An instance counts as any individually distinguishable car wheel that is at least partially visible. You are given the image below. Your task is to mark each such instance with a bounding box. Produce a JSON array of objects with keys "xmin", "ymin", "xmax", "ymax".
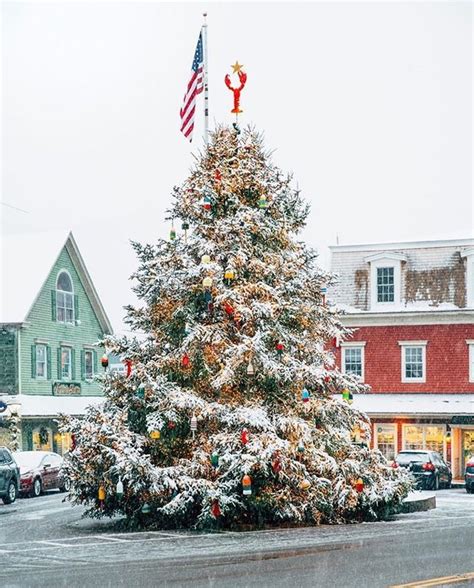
[
  {"xmin": 445, "ymin": 478, "xmax": 452, "ymax": 490},
  {"xmin": 59, "ymin": 478, "xmax": 70, "ymax": 493},
  {"xmin": 430, "ymin": 475, "xmax": 440, "ymax": 491},
  {"xmin": 31, "ymin": 478, "xmax": 42, "ymax": 498},
  {"xmin": 2, "ymin": 481, "xmax": 17, "ymax": 504}
]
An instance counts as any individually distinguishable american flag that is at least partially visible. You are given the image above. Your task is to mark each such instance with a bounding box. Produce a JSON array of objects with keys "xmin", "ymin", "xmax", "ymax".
[{"xmin": 180, "ymin": 31, "xmax": 204, "ymax": 142}]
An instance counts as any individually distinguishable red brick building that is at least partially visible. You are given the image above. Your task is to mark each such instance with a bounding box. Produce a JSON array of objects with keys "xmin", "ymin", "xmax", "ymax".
[{"xmin": 329, "ymin": 238, "xmax": 474, "ymax": 479}]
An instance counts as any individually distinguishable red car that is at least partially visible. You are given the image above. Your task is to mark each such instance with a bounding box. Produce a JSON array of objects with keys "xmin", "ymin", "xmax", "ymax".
[{"xmin": 13, "ymin": 451, "xmax": 70, "ymax": 497}]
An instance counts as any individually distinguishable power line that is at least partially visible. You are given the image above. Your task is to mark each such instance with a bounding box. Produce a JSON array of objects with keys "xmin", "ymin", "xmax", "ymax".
[{"xmin": 1, "ymin": 202, "xmax": 29, "ymax": 214}]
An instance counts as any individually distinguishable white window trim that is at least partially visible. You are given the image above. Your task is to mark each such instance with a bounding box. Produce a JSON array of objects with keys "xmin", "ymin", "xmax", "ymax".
[
  {"xmin": 401, "ymin": 423, "xmax": 446, "ymax": 461},
  {"xmin": 365, "ymin": 254, "xmax": 406, "ymax": 311},
  {"xmin": 35, "ymin": 344, "xmax": 47, "ymax": 380},
  {"xmin": 56, "ymin": 269, "xmax": 75, "ymax": 325},
  {"xmin": 467, "ymin": 340, "xmax": 474, "ymax": 383},
  {"xmin": 60, "ymin": 347, "xmax": 72, "ymax": 381},
  {"xmin": 84, "ymin": 349, "xmax": 94, "ymax": 381},
  {"xmin": 341, "ymin": 342, "xmax": 366, "ymax": 382},
  {"xmin": 399, "ymin": 341, "xmax": 427, "ymax": 383},
  {"xmin": 374, "ymin": 422, "xmax": 398, "ymax": 459},
  {"xmin": 461, "ymin": 249, "xmax": 474, "ymax": 308}
]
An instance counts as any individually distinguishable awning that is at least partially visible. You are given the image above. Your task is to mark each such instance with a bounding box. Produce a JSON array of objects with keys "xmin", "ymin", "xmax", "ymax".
[
  {"xmin": 4, "ymin": 394, "xmax": 104, "ymax": 418},
  {"xmin": 333, "ymin": 393, "xmax": 474, "ymax": 417}
]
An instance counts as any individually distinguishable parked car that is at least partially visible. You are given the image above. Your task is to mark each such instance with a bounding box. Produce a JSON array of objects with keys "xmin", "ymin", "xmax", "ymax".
[
  {"xmin": 13, "ymin": 451, "xmax": 70, "ymax": 497},
  {"xmin": 392, "ymin": 450, "xmax": 452, "ymax": 490},
  {"xmin": 465, "ymin": 457, "xmax": 474, "ymax": 494},
  {"xmin": 0, "ymin": 446, "xmax": 20, "ymax": 504}
]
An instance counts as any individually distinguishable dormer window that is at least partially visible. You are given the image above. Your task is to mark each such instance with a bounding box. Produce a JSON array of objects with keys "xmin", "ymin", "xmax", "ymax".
[
  {"xmin": 365, "ymin": 252, "xmax": 407, "ymax": 310},
  {"xmin": 56, "ymin": 271, "xmax": 74, "ymax": 324}
]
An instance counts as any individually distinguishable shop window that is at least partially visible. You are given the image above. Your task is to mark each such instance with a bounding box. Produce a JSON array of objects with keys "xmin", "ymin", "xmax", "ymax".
[
  {"xmin": 32, "ymin": 426, "xmax": 52, "ymax": 451},
  {"xmin": 375, "ymin": 423, "xmax": 397, "ymax": 461},
  {"xmin": 403, "ymin": 424, "xmax": 445, "ymax": 457}
]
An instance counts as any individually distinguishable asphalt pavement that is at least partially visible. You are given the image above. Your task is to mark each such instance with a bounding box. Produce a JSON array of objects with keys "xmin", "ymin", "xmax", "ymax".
[{"xmin": 0, "ymin": 489, "xmax": 473, "ymax": 587}]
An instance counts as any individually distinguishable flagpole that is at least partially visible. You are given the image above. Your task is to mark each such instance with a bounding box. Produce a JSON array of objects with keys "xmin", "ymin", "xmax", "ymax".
[{"xmin": 202, "ymin": 13, "xmax": 209, "ymax": 146}]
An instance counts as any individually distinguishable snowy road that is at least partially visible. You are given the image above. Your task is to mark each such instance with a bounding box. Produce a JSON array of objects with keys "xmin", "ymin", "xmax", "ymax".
[{"xmin": 0, "ymin": 489, "xmax": 472, "ymax": 587}]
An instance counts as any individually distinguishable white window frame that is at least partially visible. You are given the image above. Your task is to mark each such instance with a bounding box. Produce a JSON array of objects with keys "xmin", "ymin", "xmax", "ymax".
[
  {"xmin": 461, "ymin": 248, "xmax": 474, "ymax": 308},
  {"xmin": 365, "ymin": 253, "xmax": 406, "ymax": 310},
  {"xmin": 60, "ymin": 346, "xmax": 72, "ymax": 381},
  {"xmin": 56, "ymin": 270, "xmax": 75, "ymax": 325},
  {"xmin": 84, "ymin": 349, "xmax": 94, "ymax": 381},
  {"xmin": 374, "ymin": 422, "xmax": 398, "ymax": 461},
  {"xmin": 35, "ymin": 344, "xmax": 47, "ymax": 380},
  {"xmin": 467, "ymin": 340, "xmax": 474, "ymax": 383},
  {"xmin": 341, "ymin": 342, "xmax": 366, "ymax": 382},
  {"xmin": 402, "ymin": 423, "xmax": 446, "ymax": 460},
  {"xmin": 399, "ymin": 340, "xmax": 427, "ymax": 383}
]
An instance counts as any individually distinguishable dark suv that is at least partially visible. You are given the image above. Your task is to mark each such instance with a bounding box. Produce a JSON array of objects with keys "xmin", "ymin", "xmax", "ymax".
[
  {"xmin": 393, "ymin": 450, "xmax": 452, "ymax": 490},
  {"xmin": 0, "ymin": 447, "xmax": 20, "ymax": 504}
]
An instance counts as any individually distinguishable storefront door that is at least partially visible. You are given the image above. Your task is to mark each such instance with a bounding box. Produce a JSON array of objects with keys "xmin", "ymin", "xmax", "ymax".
[{"xmin": 462, "ymin": 430, "xmax": 474, "ymax": 473}]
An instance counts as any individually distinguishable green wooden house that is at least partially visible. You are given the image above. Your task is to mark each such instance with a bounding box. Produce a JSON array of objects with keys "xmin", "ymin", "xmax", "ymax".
[{"xmin": 0, "ymin": 230, "xmax": 113, "ymax": 454}]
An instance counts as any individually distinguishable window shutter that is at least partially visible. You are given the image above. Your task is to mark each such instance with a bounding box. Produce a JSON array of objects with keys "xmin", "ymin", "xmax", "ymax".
[
  {"xmin": 74, "ymin": 295, "xmax": 79, "ymax": 321},
  {"xmin": 81, "ymin": 350, "xmax": 85, "ymax": 380},
  {"xmin": 93, "ymin": 350, "xmax": 98, "ymax": 375},
  {"xmin": 71, "ymin": 348, "xmax": 76, "ymax": 380},
  {"xmin": 57, "ymin": 348, "xmax": 61, "ymax": 379},
  {"xmin": 46, "ymin": 346, "xmax": 52, "ymax": 380},
  {"xmin": 31, "ymin": 345, "xmax": 36, "ymax": 378},
  {"xmin": 51, "ymin": 290, "xmax": 57, "ymax": 321}
]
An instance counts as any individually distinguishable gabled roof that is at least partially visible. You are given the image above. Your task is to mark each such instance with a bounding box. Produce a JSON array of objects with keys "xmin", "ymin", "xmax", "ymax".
[{"xmin": 0, "ymin": 230, "xmax": 113, "ymax": 334}]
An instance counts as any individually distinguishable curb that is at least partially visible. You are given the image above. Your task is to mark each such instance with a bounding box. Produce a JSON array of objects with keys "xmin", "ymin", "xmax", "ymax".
[{"xmin": 401, "ymin": 494, "xmax": 436, "ymax": 514}]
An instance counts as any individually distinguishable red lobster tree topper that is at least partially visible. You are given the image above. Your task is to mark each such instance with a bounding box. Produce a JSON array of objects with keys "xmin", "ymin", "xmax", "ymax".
[{"xmin": 225, "ymin": 62, "xmax": 247, "ymax": 115}]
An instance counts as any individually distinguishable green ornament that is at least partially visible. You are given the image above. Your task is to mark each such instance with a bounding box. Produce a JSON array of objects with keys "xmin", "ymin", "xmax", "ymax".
[
  {"xmin": 182, "ymin": 221, "xmax": 190, "ymax": 230},
  {"xmin": 211, "ymin": 452, "xmax": 219, "ymax": 468},
  {"xmin": 141, "ymin": 502, "xmax": 151, "ymax": 514},
  {"xmin": 136, "ymin": 384, "xmax": 145, "ymax": 399},
  {"xmin": 258, "ymin": 195, "xmax": 268, "ymax": 209}
]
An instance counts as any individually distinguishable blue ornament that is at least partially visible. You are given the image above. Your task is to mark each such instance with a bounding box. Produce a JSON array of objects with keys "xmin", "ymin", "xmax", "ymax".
[{"xmin": 302, "ymin": 388, "xmax": 310, "ymax": 403}]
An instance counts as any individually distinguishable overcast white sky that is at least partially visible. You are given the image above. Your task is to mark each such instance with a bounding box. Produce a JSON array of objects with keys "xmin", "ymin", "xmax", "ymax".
[{"xmin": 2, "ymin": 1, "xmax": 472, "ymax": 332}]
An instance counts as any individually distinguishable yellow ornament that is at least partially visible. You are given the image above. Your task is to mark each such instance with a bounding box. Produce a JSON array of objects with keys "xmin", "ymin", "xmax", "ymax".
[
  {"xmin": 98, "ymin": 485, "xmax": 106, "ymax": 501},
  {"xmin": 224, "ymin": 269, "xmax": 235, "ymax": 281},
  {"xmin": 150, "ymin": 430, "xmax": 161, "ymax": 440},
  {"xmin": 300, "ymin": 479, "xmax": 311, "ymax": 491},
  {"xmin": 231, "ymin": 61, "xmax": 243, "ymax": 73}
]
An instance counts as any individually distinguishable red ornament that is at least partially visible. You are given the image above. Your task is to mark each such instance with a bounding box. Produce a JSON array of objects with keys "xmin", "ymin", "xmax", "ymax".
[
  {"xmin": 241, "ymin": 428, "xmax": 249, "ymax": 445},
  {"xmin": 101, "ymin": 354, "xmax": 109, "ymax": 369},
  {"xmin": 211, "ymin": 499, "xmax": 221, "ymax": 518},
  {"xmin": 124, "ymin": 359, "xmax": 132, "ymax": 378},
  {"xmin": 214, "ymin": 170, "xmax": 222, "ymax": 182},
  {"xmin": 276, "ymin": 342, "xmax": 284, "ymax": 353},
  {"xmin": 324, "ymin": 375, "xmax": 331, "ymax": 383},
  {"xmin": 355, "ymin": 478, "xmax": 364, "ymax": 493},
  {"xmin": 224, "ymin": 64, "xmax": 247, "ymax": 114},
  {"xmin": 224, "ymin": 302, "xmax": 234, "ymax": 316},
  {"xmin": 168, "ymin": 421, "xmax": 176, "ymax": 430},
  {"xmin": 181, "ymin": 354, "xmax": 190, "ymax": 368},
  {"xmin": 272, "ymin": 452, "xmax": 282, "ymax": 473}
]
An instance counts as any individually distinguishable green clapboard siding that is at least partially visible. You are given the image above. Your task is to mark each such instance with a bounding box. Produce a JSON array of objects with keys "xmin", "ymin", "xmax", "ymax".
[{"xmin": 19, "ymin": 245, "xmax": 107, "ymax": 397}]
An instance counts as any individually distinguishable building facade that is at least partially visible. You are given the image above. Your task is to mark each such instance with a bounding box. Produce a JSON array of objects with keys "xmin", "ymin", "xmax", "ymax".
[
  {"xmin": 0, "ymin": 231, "xmax": 112, "ymax": 454},
  {"xmin": 329, "ymin": 238, "xmax": 474, "ymax": 479}
]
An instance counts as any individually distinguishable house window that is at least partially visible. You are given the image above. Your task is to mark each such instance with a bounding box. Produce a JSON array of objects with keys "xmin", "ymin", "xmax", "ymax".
[
  {"xmin": 60, "ymin": 347, "xmax": 72, "ymax": 380},
  {"xmin": 403, "ymin": 424, "xmax": 445, "ymax": 457},
  {"xmin": 56, "ymin": 271, "xmax": 74, "ymax": 324},
  {"xmin": 467, "ymin": 341, "xmax": 474, "ymax": 383},
  {"xmin": 375, "ymin": 423, "xmax": 397, "ymax": 461},
  {"xmin": 377, "ymin": 267, "xmax": 394, "ymax": 302},
  {"xmin": 84, "ymin": 350, "xmax": 94, "ymax": 380},
  {"xmin": 35, "ymin": 344, "xmax": 47, "ymax": 379},
  {"xmin": 399, "ymin": 341, "xmax": 427, "ymax": 383},
  {"xmin": 341, "ymin": 343, "xmax": 365, "ymax": 381}
]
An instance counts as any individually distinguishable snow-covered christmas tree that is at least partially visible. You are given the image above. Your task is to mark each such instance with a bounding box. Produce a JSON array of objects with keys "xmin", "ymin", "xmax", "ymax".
[{"xmin": 62, "ymin": 125, "xmax": 411, "ymax": 529}]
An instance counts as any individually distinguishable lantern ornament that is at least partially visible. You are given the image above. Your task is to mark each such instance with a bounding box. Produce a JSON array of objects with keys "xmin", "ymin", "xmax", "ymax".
[
  {"xmin": 242, "ymin": 474, "xmax": 252, "ymax": 496},
  {"xmin": 116, "ymin": 478, "xmax": 124, "ymax": 499},
  {"xmin": 150, "ymin": 430, "xmax": 161, "ymax": 440},
  {"xmin": 342, "ymin": 389, "xmax": 353, "ymax": 404},
  {"xmin": 272, "ymin": 456, "xmax": 282, "ymax": 473},
  {"xmin": 241, "ymin": 428, "xmax": 249, "ymax": 445},
  {"xmin": 224, "ymin": 268, "xmax": 235, "ymax": 285},
  {"xmin": 246, "ymin": 361, "xmax": 255, "ymax": 376},
  {"xmin": 136, "ymin": 384, "xmax": 145, "ymax": 399},
  {"xmin": 181, "ymin": 353, "xmax": 190, "ymax": 369},
  {"xmin": 169, "ymin": 227, "xmax": 176, "ymax": 241},
  {"xmin": 201, "ymin": 254, "xmax": 211, "ymax": 265},
  {"xmin": 211, "ymin": 499, "xmax": 221, "ymax": 518},
  {"xmin": 320, "ymin": 286, "xmax": 327, "ymax": 305},
  {"xmin": 124, "ymin": 359, "xmax": 132, "ymax": 377},
  {"xmin": 211, "ymin": 452, "xmax": 219, "ymax": 468},
  {"xmin": 203, "ymin": 276, "xmax": 213, "ymax": 288},
  {"xmin": 190, "ymin": 414, "xmax": 198, "ymax": 438},
  {"xmin": 202, "ymin": 194, "xmax": 212, "ymax": 210},
  {"xmin": 301, "ymin": 387, "xmax": 310, "ymax": 403},
  {"xmin": 300, "ymin": 479, "xmax": 311, "ymax": 491},
  {"xmin": 355, "ymin": 478, "xmax": 364, "ymax": 493},
  {"xmin": 101, "ymin": 354, "xmax": 109, "ymax": 369},
  {"xmin": 258, "ymin": 194, "xmax": 268, "ymax": 209}
]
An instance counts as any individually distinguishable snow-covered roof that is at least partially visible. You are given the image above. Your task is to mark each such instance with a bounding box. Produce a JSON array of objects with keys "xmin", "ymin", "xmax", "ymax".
[
  {"xmin": 335, "ymin": 393, "xmax": 474, "ymax": 416},
  {"xmin": 8, "ymin": 394, "xmax": 104, "ymax": 417},
  {"xmin": 0, "ymin": 230, "xmax": 112, "ymax": 333}
]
